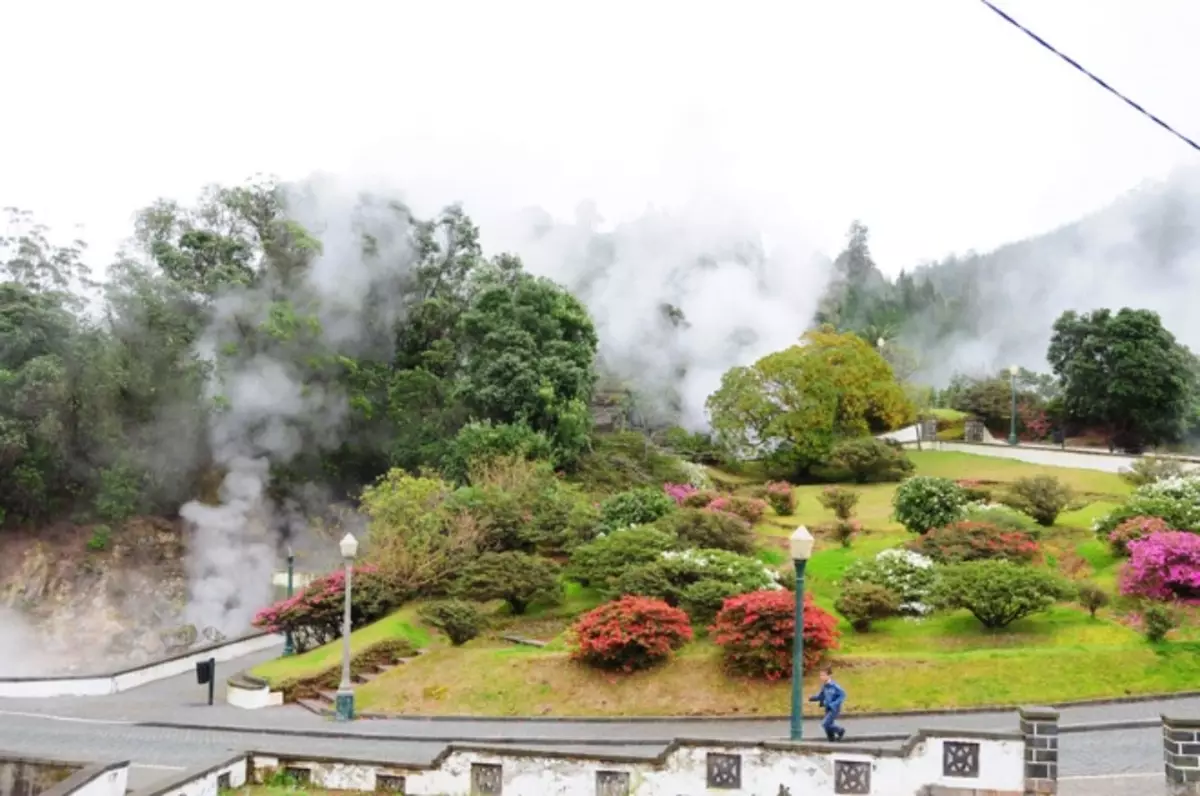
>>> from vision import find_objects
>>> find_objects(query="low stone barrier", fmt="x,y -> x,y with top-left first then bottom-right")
0,632 -> 283,698
109,719 -> 1051,796
0,752 -> 126,796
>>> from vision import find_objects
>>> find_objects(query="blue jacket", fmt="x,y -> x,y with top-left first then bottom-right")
810,680 -> 846,715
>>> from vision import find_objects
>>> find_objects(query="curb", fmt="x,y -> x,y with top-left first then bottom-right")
130,716 -> 1157,745
131,719 -> 911,746
286,688 -> 1200,724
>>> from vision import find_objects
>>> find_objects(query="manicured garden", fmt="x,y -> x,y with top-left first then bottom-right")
248,440 -> 1200,717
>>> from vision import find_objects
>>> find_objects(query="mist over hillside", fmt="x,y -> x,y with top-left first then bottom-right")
817,167 -> 1200,385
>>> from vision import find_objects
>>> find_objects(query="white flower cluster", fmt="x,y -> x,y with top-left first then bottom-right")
845,548 -> 936,616
680,461 -> 714,490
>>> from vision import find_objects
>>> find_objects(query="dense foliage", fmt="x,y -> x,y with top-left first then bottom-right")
570,596 -> 693,672
892,476 -> 966,534
835,582 -> 901,632
710,590 -> 840,680
908,521 -> 1040,564
932,561 -> 1074,629
1004,475 -> 1073,527
0,185 -> 601,527
418,600 -> 485,646
451,551 -> 562,614
1048,308 -> 1194,451
706,328 -> 914,478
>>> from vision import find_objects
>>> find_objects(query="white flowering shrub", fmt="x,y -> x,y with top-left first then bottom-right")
1093,474 -> 1200,535
843,548 -> 936,615
892,476 -> 966,534
680,461 -> 714,490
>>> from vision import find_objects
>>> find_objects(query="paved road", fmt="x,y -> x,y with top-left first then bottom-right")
0,647 -> 1183,791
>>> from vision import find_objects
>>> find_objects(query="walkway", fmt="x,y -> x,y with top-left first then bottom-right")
0,647 -> 1185,791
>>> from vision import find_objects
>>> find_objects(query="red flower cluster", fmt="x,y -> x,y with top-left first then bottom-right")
570,596 -> 693,672
908,521 -> 1039,565
709,590 -> 840,681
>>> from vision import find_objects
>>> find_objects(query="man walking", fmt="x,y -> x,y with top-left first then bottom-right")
809,666 -> 847,741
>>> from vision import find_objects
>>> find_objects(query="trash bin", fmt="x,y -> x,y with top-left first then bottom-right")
196,658 -> 214,685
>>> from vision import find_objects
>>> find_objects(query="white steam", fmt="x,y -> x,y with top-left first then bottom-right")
181,179 -> 418,636
905,167 -> 1200,384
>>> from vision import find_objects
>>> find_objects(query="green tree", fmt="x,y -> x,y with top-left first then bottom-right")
1048,308 -> 1194,450
706,328 -> 915,477
457,273 -> 598,463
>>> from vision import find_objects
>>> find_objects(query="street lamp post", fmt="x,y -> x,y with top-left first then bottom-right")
283,546 -> 295,657
1008,364 -> 1020,446
789,527 -> 815,742
335,532 -> 358,722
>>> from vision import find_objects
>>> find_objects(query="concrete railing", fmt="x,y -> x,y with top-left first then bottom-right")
105,725 -> 1047,796
0,632 -> 283,698
39,761 -> 129,796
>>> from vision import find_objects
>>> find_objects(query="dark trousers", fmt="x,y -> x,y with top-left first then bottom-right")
822,710 -> 843,739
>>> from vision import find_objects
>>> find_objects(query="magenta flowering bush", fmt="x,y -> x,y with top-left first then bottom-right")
1108,515 -> 1174,556
252,564 -> 402,652
663,482 -> 698,505
1120,531 -> 1200,600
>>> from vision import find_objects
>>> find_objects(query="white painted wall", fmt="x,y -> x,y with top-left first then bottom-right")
246,734 -> 1025,795
140,758 -> 247,796
226,680 -> 283,710
0,634 -> 283,698
55,765 -> 129,796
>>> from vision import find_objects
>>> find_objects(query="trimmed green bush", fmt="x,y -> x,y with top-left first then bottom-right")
892,476 -> 966,534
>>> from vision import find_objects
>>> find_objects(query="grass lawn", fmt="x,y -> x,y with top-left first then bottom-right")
253,449 -> 1181,717
250,606 -> 430,685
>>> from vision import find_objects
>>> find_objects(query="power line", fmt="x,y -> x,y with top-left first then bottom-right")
977,0 -> 1200,153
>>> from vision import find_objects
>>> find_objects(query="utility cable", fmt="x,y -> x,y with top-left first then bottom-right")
977,0 -> 1200,153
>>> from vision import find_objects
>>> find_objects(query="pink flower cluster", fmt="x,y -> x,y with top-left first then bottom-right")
663,483 -> 698,505
1121,531 -> 1200,600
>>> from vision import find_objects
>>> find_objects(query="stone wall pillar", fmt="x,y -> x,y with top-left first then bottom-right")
1164,715 -> 1200,794
1019,706 -> 1058,795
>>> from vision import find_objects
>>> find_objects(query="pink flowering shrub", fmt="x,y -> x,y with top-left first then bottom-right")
1108,516 -> 1173,556
252,565 -> 402,652
707,495 -> 768,524
663,482 -> 698,505
1120,531 -> 1200,600
765,481 -> 797,516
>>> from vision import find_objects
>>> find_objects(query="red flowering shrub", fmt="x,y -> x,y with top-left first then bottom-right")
1109,516 -> 1173,556
710,590 -> 840,680
707,495 -> 768,524
765,482 -> 797,516
1018,402 -> 1052,441
907,521 -> 1039,564
252,565 -> 402,653
570,596 -> 693,672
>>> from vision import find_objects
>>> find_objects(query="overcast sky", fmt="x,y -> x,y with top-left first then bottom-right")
3,0 -> 1197,274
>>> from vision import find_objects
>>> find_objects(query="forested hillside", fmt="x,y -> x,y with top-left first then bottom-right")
813,168 -> 1200,384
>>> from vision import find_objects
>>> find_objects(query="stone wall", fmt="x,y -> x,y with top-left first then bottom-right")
229,729 -> 1026,795
1164,715 -> 1200,795
0,756 -> 81,796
